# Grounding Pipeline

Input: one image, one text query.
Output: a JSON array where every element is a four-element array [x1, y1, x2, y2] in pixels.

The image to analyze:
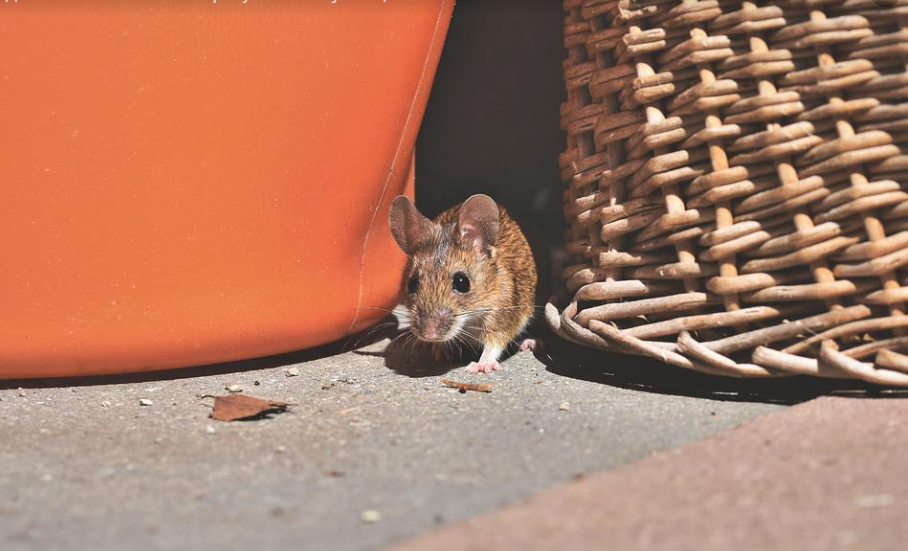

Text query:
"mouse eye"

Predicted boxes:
[[407, 273, 420, 294], [452, 272, 470, 293]]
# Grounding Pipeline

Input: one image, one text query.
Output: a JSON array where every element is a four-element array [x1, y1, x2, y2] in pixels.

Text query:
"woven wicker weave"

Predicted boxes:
[[549, 0, 908, 385]]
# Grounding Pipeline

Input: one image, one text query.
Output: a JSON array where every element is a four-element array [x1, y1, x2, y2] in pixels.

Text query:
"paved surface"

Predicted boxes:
[[0, 335, 807, 551], [390, 394, 908, 551]]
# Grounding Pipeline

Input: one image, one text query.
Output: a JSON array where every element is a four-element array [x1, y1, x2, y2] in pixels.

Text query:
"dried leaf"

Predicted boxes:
[[441, 378, 492, 393], [210, 394, 291, 422]]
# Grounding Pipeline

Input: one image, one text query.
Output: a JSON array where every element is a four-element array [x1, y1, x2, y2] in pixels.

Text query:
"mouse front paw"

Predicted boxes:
[[465, 361, 501, 374], [518, 338, 540, 353]]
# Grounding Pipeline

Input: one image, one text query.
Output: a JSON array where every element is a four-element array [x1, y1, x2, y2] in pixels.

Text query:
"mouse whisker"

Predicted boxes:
[[452, 329, 480, 354], [354, 304, 412, 329], [462, 304, 545, 314], [457, 326, 485, 346], [389, 329, 418, 354], [345, 321, 400, 351], [355, 305, 397, 314]]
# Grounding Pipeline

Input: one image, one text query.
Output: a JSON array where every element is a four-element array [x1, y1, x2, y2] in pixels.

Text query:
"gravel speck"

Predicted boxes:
[[361, 510, 382, 523], [139, 399, 153, 407]]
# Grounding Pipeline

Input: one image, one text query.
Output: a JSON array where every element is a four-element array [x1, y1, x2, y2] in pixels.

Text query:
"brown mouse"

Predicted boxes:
[[388, 194, 538, 373]]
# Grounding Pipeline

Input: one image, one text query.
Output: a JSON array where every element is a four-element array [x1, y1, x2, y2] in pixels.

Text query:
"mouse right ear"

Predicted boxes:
[[458, 194, 500, 252], [389, 196, 435, 255]]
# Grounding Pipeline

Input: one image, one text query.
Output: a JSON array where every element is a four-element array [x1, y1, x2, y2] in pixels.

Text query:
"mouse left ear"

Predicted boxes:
[[389, 195, 436, 255], [458, 194, 500, 252]]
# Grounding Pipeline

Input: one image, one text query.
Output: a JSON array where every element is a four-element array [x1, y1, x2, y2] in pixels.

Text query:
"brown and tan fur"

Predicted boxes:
[[388, 194, 537, 373]]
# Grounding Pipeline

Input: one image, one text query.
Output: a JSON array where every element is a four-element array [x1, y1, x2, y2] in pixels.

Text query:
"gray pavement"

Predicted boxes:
[[391, 394, 908, 551], [0, 336, 818, 551]]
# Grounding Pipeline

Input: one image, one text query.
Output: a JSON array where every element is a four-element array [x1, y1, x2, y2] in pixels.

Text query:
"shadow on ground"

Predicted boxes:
[[535, 336, 908, 405], [358, 330, 464, 379], [357, 323, 907, 406], [6, 316, 906, 405]]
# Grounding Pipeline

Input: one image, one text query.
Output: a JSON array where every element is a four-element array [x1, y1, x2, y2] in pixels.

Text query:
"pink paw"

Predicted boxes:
[[465, 361, 501, 374], [518, 338, 540, 353]]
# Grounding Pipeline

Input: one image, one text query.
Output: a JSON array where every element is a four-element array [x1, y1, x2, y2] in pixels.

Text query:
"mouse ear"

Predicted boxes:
[[458, 194, 500, 252], [389, 195, 436, 255]]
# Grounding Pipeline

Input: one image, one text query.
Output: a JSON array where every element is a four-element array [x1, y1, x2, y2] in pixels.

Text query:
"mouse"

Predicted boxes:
[[388, 194, 539, 374]]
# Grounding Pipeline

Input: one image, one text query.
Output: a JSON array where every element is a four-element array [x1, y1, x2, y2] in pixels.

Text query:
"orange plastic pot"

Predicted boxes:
[[0, 1, 453, 379]]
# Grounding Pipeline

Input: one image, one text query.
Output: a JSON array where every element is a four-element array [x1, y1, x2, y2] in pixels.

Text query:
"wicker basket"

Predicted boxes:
[[548, 0, 908, 386]]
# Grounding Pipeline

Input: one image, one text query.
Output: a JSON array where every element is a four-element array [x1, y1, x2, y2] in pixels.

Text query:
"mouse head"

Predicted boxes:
[[388, 194, 501, 343]]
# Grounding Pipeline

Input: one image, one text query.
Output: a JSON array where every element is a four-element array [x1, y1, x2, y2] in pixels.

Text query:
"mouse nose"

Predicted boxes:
[[420, 310, 450, 341], [422, 320, 441, 340]]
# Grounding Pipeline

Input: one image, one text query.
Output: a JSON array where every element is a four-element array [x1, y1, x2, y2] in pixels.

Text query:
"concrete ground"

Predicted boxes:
[[391, 394, 908, 551], [0, 335, 894, 551]]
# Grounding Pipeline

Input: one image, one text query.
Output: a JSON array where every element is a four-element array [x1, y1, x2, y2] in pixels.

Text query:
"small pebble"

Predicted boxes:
[[285, 367, 300, 377], [558, 401, 571, 411], [139, 399, 153, 407], [275, 445, 287, 454], [17, 388, 26, 397], [205, 425, 216, 434], [100, 401, 112, 408], [855, 494, 894, 508], [361, 510, 382, 523], [226, 384, 243, 393]]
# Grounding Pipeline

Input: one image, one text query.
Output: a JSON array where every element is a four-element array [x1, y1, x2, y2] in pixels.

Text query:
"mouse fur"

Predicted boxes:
[[388, 194, 538, 373]]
